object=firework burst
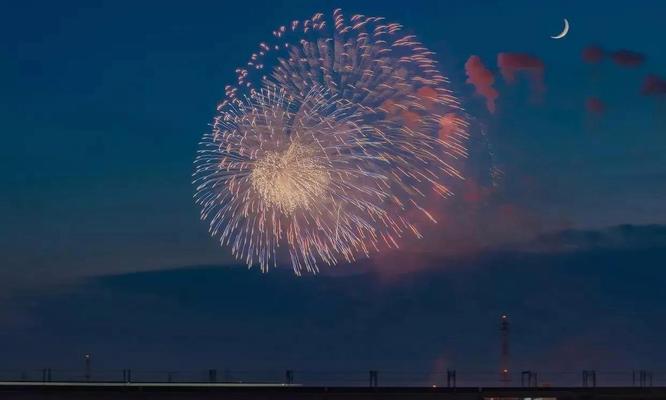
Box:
[194,10,471,274]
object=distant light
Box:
[432,385,437,388]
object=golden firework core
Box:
[250,142,329,214]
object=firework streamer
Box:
[194,10,475,274]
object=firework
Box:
[194,10,470,274]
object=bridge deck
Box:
[0,383,664,400]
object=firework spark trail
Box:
[194,10,472,274]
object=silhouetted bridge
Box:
[0,368,663,399]
[0,382,666,399]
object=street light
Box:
[84,354,91,381]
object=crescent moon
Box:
[551,18,570,39]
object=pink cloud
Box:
[641,74,666,95]
[610,49,646,68]
[462,178,494,205]
[497,52,545,94]
[585,97,605,114]
[438,113,462,141]
[464,55,499,113]
[582,45,605,64]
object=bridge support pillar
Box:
[369,370,378,387]
[636,370,653,387]
[582,370,596,387]
[446,369,456,388]
[521,370,538,387]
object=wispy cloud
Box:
[497,52,545,95]
[465,55,499,113]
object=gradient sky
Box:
[1,0,665,382]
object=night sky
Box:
[1,0,665,385]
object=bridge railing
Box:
[0,368,660,387]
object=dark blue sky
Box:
[1,0,665,381]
